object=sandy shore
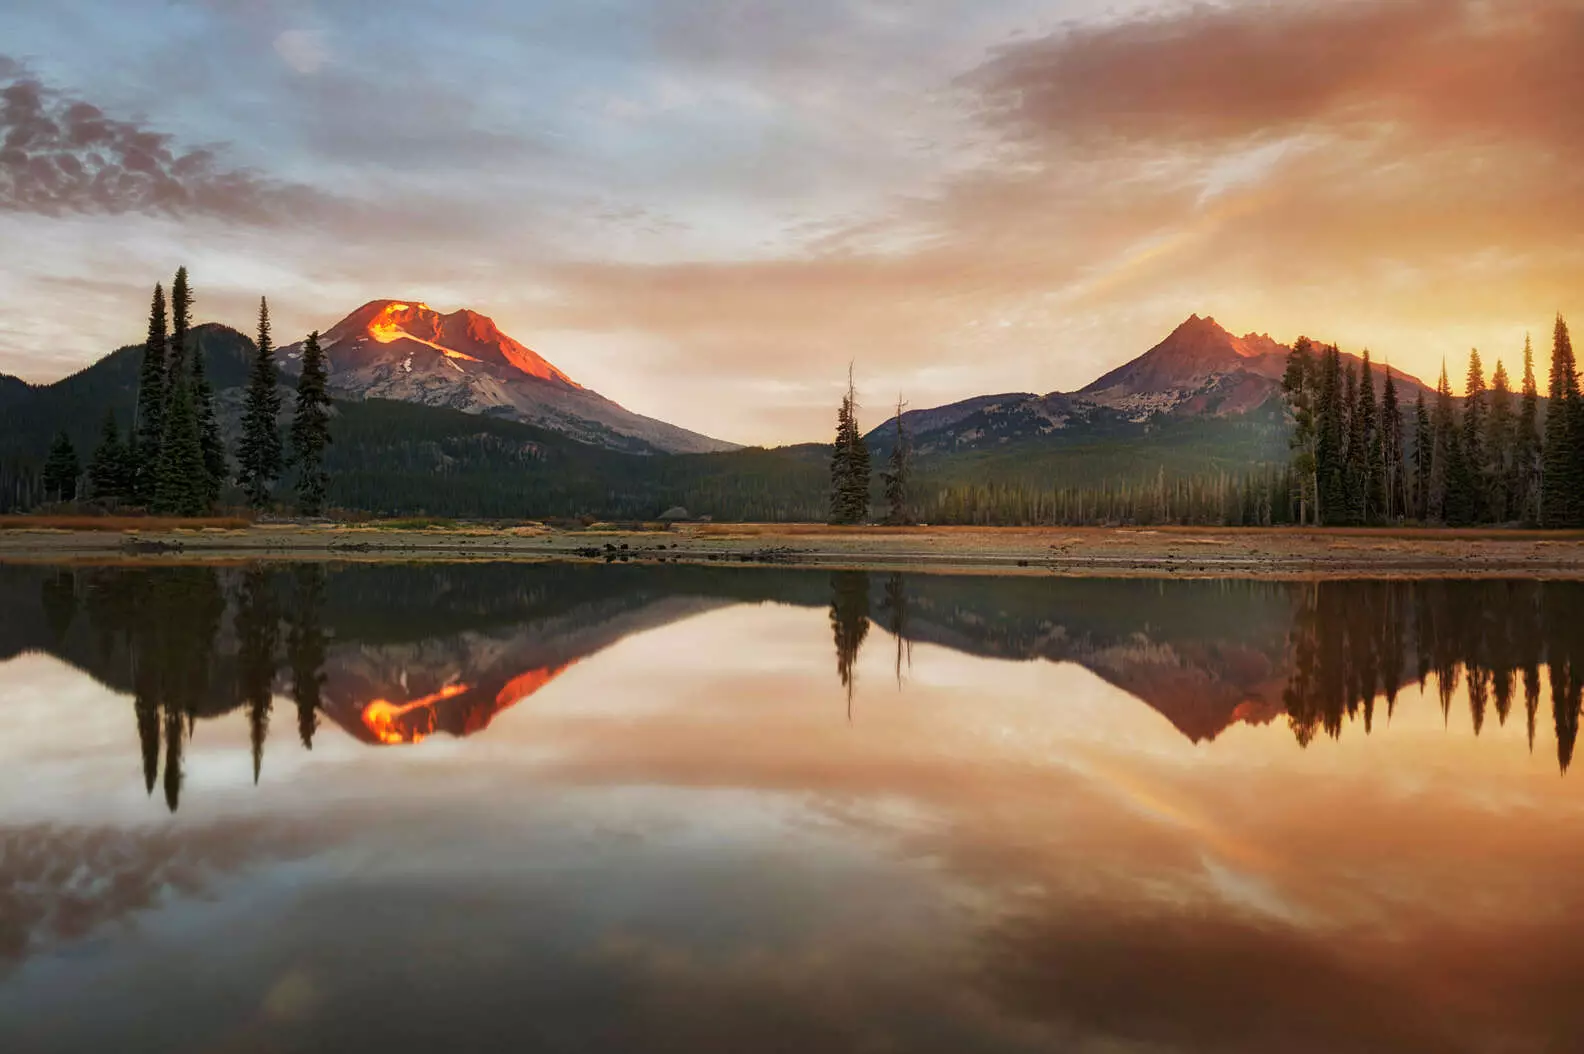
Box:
[5,522,1584,577]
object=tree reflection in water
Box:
[1281,580,1584,772]
[7,564,1584,811]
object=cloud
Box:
[524,0,1584,437]
[0,57,327,223]
[2,1,1581,440]
[972,0,1584,153]
[273,29,329,75]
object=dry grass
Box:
[693,522,1584,541]
[0,515,252,532]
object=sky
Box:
[1,0,1580,446]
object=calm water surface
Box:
[3,563,1584,1053]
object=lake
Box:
[3,562,1583,1053]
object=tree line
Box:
[826,317,1576,529]
[828,572,1584,774]
[41,269,334,516]
[1281,316,1578,527]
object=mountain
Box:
[1081,314,1434,417]
[0,308,1451,520]
[1079,315,1292,419]
[280,300,736,455]
[0,322,824,519]
[0,373,30,409]
[0,323,255,466]
[869,315,1436,468]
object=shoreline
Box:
[5,523,1584,578]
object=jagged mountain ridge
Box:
[279,299,737,455]
[869,314,1436,458]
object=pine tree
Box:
[1444,414,1473,527]
[166,266,192,383]
[289,330,333,516]
[192,336,226,505]
[829,395,853,524]
[154,265,214,515]
[1542,315,1579,527]
[1316,345,1346,524]
[1342,360,1367,524]
[238,297,284,509]
[1360,352,1383,521]
[846,404,871,524]
[1486,359,1514,522]
[881,396,910,526]
[1463,349,1487,523]
[828,367,870,524]
[134,283,167,503]
[89,409,130,502]
[43,431,80,502]
[1413,392,1432,521]
[1381,367,1403,520]
[1281,337,1319,524]
[154,378,209,516]
[1516,335,1542,526]
[1429,363,1454,522]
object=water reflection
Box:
[8,565,1584,811]
[6,563,1584,1052]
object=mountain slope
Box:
[1080,314,1434,417]
[281,300,736,455]
[0,324,255,468]
[868,315,1437,478]
[1079,315,1291,418]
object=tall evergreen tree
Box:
[166,266,192,382]
[89,409,131,502]
[1429,363,1454,522]
[1413,392,1432,521]
[238,297,284,509]
[43,431,80,503]
[1486,359,1514,522]
[881,396,910,526]
[1542,315,1579,527]
[829,394,853,524]
[154,379,209,516]
[1282,337,1319,524]
[154,265,213,514]
[1381,367,1403,520]
[828,367,870,524]
[1360,352,1383,521]
[134,283,168,503]
[1315,344,1346,524]
[1343,360,1367,524]
[1516,335,1542,526]
[289,330,333,516]
[1463,349,1487,523]
[192,337,226,505]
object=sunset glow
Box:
[2,1,1575,445]
[361,684,470,746]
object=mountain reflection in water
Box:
[6,564,1584,811]
[7,562,1584,1053]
